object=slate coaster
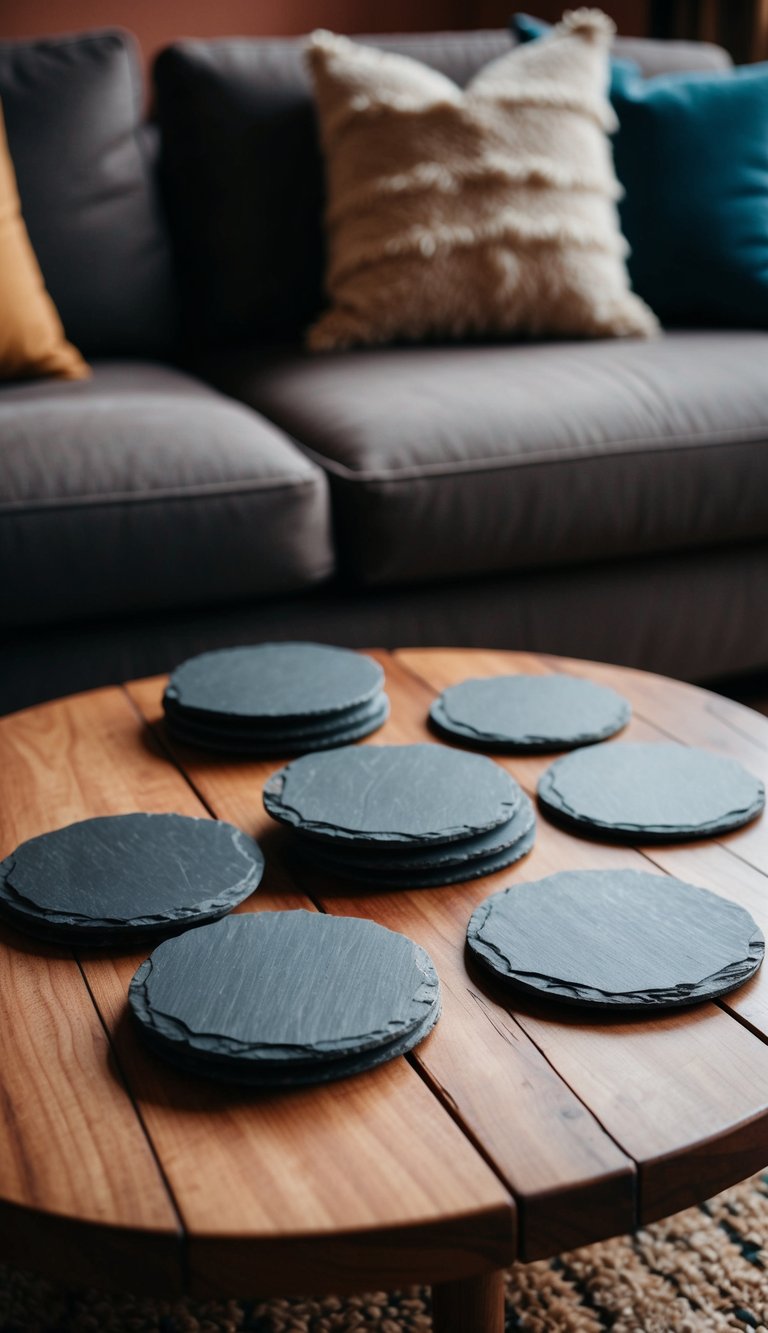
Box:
[164,643,385,725]
[297,822,536,889]
[0,813,264,945]
[134,995,441,1087]
[165,693,390,755]
[164,691,387,738]
[298,793,535,875]
[467,869,764,1011]
[286,790,536,889]
[430,673,630,752]
[538,742,765,841]
[129,910,441,1085]
[264,743,520,849]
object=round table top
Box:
[2,648,768,1301]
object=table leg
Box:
[431,1269,505,1333]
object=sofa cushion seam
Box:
[0,474,325,517]
[291,425,768,483]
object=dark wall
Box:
[472,1,648,32]
[0,1,650,66]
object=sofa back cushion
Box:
[0,29,176,358]
[154,28,729,350]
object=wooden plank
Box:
[0,692,183,1294]
[510,998,768,1225]
[76,677,517,1297]
[395,648,768,1224]
[128,671,637,1261]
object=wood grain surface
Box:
[3,650,768,1306]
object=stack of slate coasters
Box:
[163,642,389,755]
[467,869,764,1012]
[429,672,630,752]
[538,741,765,841]
[0,812,264,945]
[263,742,534,888]
[129,910,441,1085]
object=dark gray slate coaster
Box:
[165,694,390,755]
[0,813,264,945]
[467,869,764,1011]
[297,822,536,889]
[129,910,441,1084]
[164,691,386,738]
[263,743,520,848]
[134,993,441,1087]
[164,643,385,725]
[430,673,630,752]
[538,742,765,841]
[299,793,534,874]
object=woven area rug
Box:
[2,1172,767,1331]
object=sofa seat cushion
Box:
[0,362,333,625]
[202,331,768,586]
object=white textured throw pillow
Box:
[307,10,658,351]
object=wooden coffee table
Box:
[2,649,768,1333]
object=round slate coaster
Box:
[430,673,630,752]
[296,793,535,883]
[263,743,521,849]
[164,643,385,725]
[298,822,536,890]
[129,910,441,1085]
[165,694,390,755]
[300,792,534,873]
[538,742,765,841]
[0,813,264,945]
[164,691,386,738]
[467,869,764,1011]
[133,995,442,1087]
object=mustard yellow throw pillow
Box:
[0,104,88,381]
[307,9,658,351]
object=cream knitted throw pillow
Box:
[306,10,658,351]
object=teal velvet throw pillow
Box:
[611,63,768,326]
[512,13,768,326]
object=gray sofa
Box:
[3,24,766,716]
